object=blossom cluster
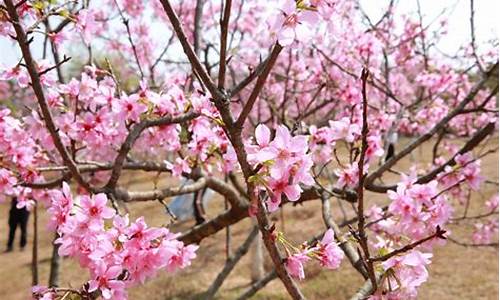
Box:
[247,124,314,211]
[35,182,197,300]
[370,251,433,299]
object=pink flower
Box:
[270,0,319,46]
[165,158,191,177]
[32,285,54,300]
[485,195,499,211]
[285,251,310,280]
[382,251,433,298]
[78,193,115,224]
[0,168,17,201]
[266,173,302,212]
[0,66,30,87]
[317,229,344,269]
[472,220,498,245]
[329,117,360,143]
[166,243,199,272]
[335,163,359,189]
[388,184,419,220]
[47,182,73,231]
[112,94,148,123]
[75,9,98,45]
[125,217,164,249]
[88,263,125,299]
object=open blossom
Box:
[0,168,17,201]
[165,157,191,177]
[269,0,320,46]
[328,117,361,143]
[112,93,148,123]
[334,163,359,189]
[442,152,485,191]
[75,9,99,44]
[32,286,55,300]
[1,1,497,299]
[317,229,344,269]
[165,243,199,272]
[0,66,30,87]
[88,263,125,300]
[266,171,303,212]
[78,193,116,222]
[47,182,73,231]
[386,180,452,242]
[285,251,310,280]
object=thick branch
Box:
[116,178,207,202]
[254,199,305,300]
[235,44,282,128]
[357,68,377,289]
[218,0,232,89]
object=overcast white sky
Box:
[0,0,498,67]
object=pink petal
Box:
[255,124,271,146]
[278,27,295,46]
[284,184,301,201]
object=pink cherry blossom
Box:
[317,229,344,269]
[269,0,320,46]
[285,251,311,280]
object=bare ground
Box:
[0,137,498,300]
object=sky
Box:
[0,0,498,66]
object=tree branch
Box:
[204,226,259,300]
[235,44,282,128]
[218,0,232,89]
[365,61,499,192]
[356,68,377,290]
[105,111,199,190]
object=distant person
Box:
[5,197,29,252]
[385,132,398,162]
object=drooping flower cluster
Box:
[38,182,197,300]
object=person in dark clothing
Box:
[384,132,398,162]
[5,197,29,252]
[385,143,395,162]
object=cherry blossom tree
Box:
[0,0,498,299]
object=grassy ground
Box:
[0,137,498,300]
